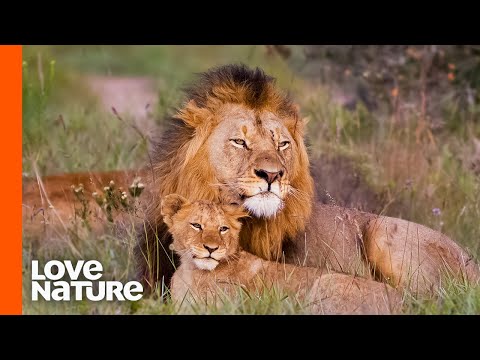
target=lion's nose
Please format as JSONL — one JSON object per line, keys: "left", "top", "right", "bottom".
{"left": 203, "top": 244, "right": 219, "bottom": 254}
{"left": 254, "top": 169, "right": 284, "bottom": 184}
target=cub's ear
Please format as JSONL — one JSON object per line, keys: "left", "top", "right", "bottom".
{"left": 222, "top": 204, "right": 250, "bottom": 222}
{"left": 161, "top": 194, "right": 189, "bottom": 227}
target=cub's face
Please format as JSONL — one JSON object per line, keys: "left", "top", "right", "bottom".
{"left": 161, "top": 194, "right": 247, "bottom": 271}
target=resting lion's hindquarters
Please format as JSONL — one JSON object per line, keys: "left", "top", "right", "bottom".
{"left": 170, "top": 251, "right": 403, "bottom": 314}
{"left": 364, "top": 216, "right": 480, "bottom": 295}
{"left": 307, "top": 273, "right": 402, "bottom": 315}
{"left": 260, "top": 260, "right": 402, "bottom": 314}
{"left": 284, "top": 203, "right": 374, "bottom": 277}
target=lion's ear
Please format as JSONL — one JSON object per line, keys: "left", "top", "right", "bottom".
{"left": 175, "top": 100, "right": 213, "bottom": 128}
{"left": 292, "top": 103, "right": 301, "bottom": 114}
{"left": 222, "top": 205, "right": 250, "bottom": 222}
{"left": 161, "top": 194, "right": 189, "bottom": 227}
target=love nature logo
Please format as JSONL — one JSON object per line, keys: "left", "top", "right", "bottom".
{"left": 31, "top": 260, "right": 143, "bottom": 301}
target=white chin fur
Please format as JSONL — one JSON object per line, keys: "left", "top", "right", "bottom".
{"left": 243, "top": 193, "right": 284, "bottom": 218}
{"left": 193, "top": 258, "right": 219, "bottom": 271}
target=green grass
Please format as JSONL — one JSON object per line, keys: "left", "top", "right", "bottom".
{"left": 22, "top": 45, "right": 480, "bottom": 315}
{"left": 22, "top": 217, "right": 311, "bottom": 315}
{"left": 22, "top": 45, "right": 296, "bottom": 92}
{"left": 300, "top": 84, "right": 480, "bottom": 257}
{"left": 22, "top": 58, "right": 148, "bottom": 176}
{"left": 22, "top": 46, "right": 298, "bottom": 176}
{"left": 405, "top": 279, "right": 480, "bottom": 315}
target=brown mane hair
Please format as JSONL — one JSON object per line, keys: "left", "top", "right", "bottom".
{"left": 135, "top": 64, "right": 314, "bottom": 292}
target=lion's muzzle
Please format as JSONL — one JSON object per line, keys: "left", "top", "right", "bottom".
{"left": 254, "top": 169, "right": 284, "bottom": 191}
{"left": 243, "top": 192, "right": 284, "bottom": 218}
{"left": 238, "top": 151, "right": 288, "bottom": 218}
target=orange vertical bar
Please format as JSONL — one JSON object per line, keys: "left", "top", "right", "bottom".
{"left": 0, "top": 45, "right": 22, "bottom": 314}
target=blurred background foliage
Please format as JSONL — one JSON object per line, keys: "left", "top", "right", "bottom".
{"left": 287, "top": 45, "right": 480, "bottom": 135}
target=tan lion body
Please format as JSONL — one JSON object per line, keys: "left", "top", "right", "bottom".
{"left": 172, "top": 252, "right": 401, "bottom": 315}
{"left": 162, "top": 195, "right": 402, "bottom": 314}
{"left": 285, "top": 203, "right": 479, "bottom": 295}
{"left": 23, "top": 65, "right": 480, "bottom": 297}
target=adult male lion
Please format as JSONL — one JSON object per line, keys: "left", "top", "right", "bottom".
{"left": 136, "top": 64, "right": 479, "bottom": 295}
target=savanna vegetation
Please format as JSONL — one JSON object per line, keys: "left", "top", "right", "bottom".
{"left": 22, "top": 45, "right": 480, "bottom": 314}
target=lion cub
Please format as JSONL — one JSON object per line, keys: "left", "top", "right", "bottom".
{"left": 162, "top": 194, "right": 402, "bottom": 315}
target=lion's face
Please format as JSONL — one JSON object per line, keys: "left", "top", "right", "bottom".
{"left": 208, "top": 103, "right": 299, "bottom": 218}
{"left": 139, "top": 65, "right": 315, "bottom": 284}
{"left": 161, "top": 194, "right": 247, "bottom": 271}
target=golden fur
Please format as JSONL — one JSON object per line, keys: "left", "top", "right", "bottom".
{"left": 151, "top": 78, "right": 313, "bottom": 260}
{"left": 163, "top": 195, "right": 402, "bottom": 315}
{"left": 135, "top": 65, "right": 314, "bottom": 291}
{"left": 135, "top": 64, "right": 479, "bottom": 295}
{"left": 22, "top": 64, "right": 479, "bottom": 297}
{"left": 364, "top": 216, "right": 480, "bottom": 293}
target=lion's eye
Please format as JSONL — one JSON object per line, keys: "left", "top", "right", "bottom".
{"left": 190, "top": 223, "right": 202, "bottom": 231}
{"left": 230, "top": 139, "right": 247, "bottom": 148}
{"left": 219, "top": 226, "right": 229, "bottom": 234}
{"left": 278, "top": 141, "right": 290, "bottom": 151}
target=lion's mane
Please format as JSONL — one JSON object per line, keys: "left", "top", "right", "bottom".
{"left": 135, "top": 64, "right": 315, "bottom": 291}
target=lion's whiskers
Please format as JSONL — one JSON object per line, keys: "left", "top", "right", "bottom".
{"left": 225, "top": 252, "right": 240, "bottom": 265}
{"left": 288, "top": 186, "right": 309, "bottom": 200}
{"left": 177, "top": 248, "right": 193, "bottom": 262}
